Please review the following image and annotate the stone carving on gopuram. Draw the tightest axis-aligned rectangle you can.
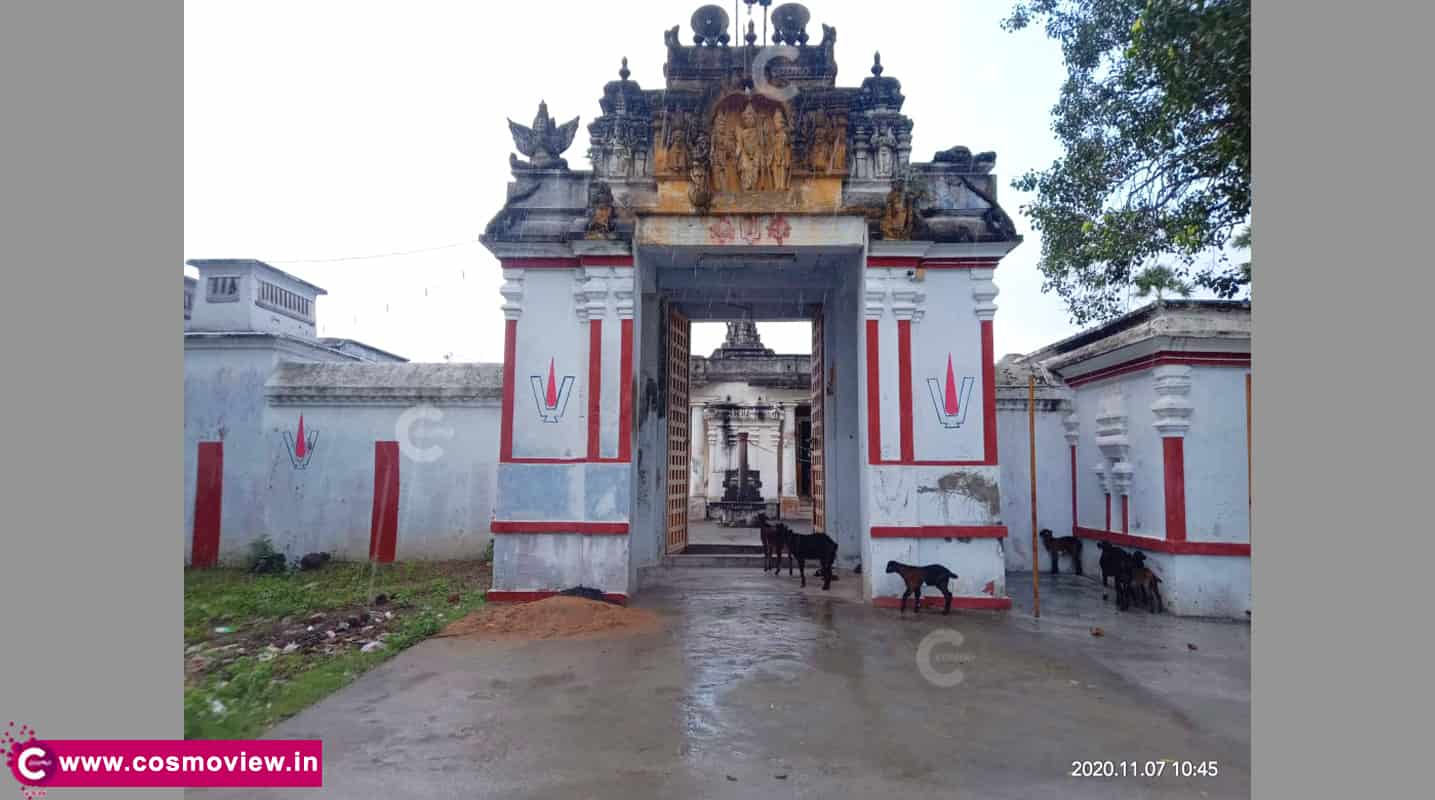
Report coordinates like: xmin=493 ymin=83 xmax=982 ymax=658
xmin=480 ymin=2 xmax=1022 ymax=250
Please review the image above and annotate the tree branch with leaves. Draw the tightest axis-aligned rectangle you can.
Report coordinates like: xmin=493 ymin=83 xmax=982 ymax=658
xmin=1005 ymin=0 xmax=1250 ymax=324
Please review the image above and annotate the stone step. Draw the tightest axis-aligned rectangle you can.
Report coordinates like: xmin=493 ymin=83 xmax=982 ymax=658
xmin=661 ymin=553 xmax=771 ymax=569
xmin=684 ymin=544 xmax=764 ymax=555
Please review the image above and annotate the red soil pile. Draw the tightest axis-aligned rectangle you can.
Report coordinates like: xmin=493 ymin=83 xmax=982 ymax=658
xmin=438 ymin=596 xmax=663 ymax=641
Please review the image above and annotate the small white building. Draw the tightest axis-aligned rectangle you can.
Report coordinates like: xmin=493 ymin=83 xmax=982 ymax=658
xmin=183 ymin=258 xmax=502 ymax=568
xmin=996 ymin=299 xmax=1252 ymax=618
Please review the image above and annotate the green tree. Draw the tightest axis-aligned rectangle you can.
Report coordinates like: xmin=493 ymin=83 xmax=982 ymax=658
xmin=1004 ymin=0 xmax=1251 ymax=324
xmin=1132 ymin=264 xmax=1193 ymax=304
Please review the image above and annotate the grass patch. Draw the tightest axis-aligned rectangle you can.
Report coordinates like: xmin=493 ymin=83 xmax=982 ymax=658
xmin=184 ymin=559 xmax=490 ymax=739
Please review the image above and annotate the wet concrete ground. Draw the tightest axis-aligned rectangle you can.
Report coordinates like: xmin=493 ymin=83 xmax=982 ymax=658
xmin=194 ymin=568 xmax=1249 ymax=799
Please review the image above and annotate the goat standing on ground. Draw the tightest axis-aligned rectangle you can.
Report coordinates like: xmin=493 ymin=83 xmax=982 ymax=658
xmin=782 ymin=525 xmax=838 ymax=590
xmin=1125 ymin=552 xmax=1164 ymax=613
xmin=755 ymin=514 xmax=786 ymax=574
xmin=885 ymin=561 xmax=959 ymax=615
xmin=1097 ymin=541 xmax=1125 ymax=587
xmin=1038 ymin=529 xmax=1083 ymax=575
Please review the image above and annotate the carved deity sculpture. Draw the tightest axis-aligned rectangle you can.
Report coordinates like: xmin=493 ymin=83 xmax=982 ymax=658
xmin=769 ymin=109 xmax=791 ymax=190
xmin=874 ymin=125 xmax=898 ymax=178
xmin=736 ymin=102 xmax=763 ymax=192
xmin=809 ymin=117 xmax=832 ymax=172
xmin=664 ymin=115 xmax=689 ymax=175
xmin=507 ymin=101 xmax=579 ymax=170
xmin=851 ymin=129 xmax=870 ymax=179
xmin=585 ymin=181 xmax=616 ymax=239
xmin=880 ymin=180 xmax=918 ymax=240
xmin=711 ymin=114 xmax=737 ymax=193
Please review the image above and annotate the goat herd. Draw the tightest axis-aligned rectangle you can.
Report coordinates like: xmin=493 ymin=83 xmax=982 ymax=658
xmin=755 ymin=513 xmax=839 ymax=591
xmin=1039 ymin=528 xmax=1165 ymax=613
xmin=754 ymin=515 xmax=1165 ymax=615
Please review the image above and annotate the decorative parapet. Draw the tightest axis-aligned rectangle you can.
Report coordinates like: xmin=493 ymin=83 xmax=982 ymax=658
xmin=1093 ymin=461 xmax=1112 ymax=495
xmin=573 ymin=267 xmax=612 ymax=321
xmin=890 ymin=281 xmax=926 ymax=322
xmin=864 ymin=272 xmax=891 ymax=319
xmin=613 ymin=276 xmax=634 ymax=320
xmin=499 ymin=269 xmax=525 ymax=320
xmin=970 ymin=267 xmax=999 ymax=321
xmin=1095 ymin=392 xmax=1133 ymax=497
xmin=1151 ymin=364 xmax=1194 ymax=438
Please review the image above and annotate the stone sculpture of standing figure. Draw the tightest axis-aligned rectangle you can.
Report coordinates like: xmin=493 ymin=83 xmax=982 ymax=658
xmin=769 ymin=109 xmax=791 ymax=190
xmin=736 ymin=102 xmax=763 ymax=192
xmin=875 ymin=125 xmax=897 ymax=177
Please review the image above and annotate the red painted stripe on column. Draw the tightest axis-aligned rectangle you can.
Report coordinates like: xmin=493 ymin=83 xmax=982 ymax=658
xmin=369 ymin=441 xmax=400 ymax=563
xmin=1121 ymin=495 xmax=1129 ymax=533
xmin=1105 ymin=494 xmax=1111 ymax=531
xmin=191 ymin=442 xmax=223 ymax=568
xmin=499 ymin=319 xmax=517 ymax=461
xmin=1163 ymin=437 xmax=1187 ymax=542
xmin=1069 ymin=445 xmax=1078 ymax=536
xmin=897 ymin=319 xmax=914 ymax=462
xmin=619 ymin=318 xmax=633 ymax=462
xmin=587 ymin=319 xmax=603 ymax=461
xmin=865 ymin=319 xmax=882 ymax=463
xmin=981 ymin=320 xmax=997 ymax=462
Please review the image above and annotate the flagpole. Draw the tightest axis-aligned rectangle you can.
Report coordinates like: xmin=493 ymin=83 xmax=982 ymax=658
xmin=1030 ymin=374 xmax=1040 ymax=618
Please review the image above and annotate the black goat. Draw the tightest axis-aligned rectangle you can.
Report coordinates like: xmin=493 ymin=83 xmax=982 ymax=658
xmin=885 ymin=561 xmax=959 ymax=615
xmin=299 ymin=552 xmax=332 ymax=571
xmin=755 ymin=514 xmax=786 ymax=574
xmin=249 ymin=553 xmax=286 ymax=574
xmin=1038 ymin=528 xmax=1083 ymax=575
xmin=781 ymin=526 xmax=838 ymax=590
xmin=1096 ymin=541 xmax=1126 ymax=587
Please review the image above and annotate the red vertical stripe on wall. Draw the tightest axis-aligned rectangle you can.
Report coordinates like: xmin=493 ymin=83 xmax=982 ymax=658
xmin=897 ymin=319 xmax=914 ymax=462
xmin=1121 ymin=495 xmax=1129 ymax=533
xmin=587 ymin=319 xmax=603 ymax=460
xmin=369 ymin=441 xmax=400 ymax=563
xmin=981 ymin=320 xmax=997 ymax=462
xmin=619 ymin=318 xmax=633 ymax=462
xmin=1105 ymin=494 xmax=1111 ymax=531
xmin=865 ymin=319 xmax=882 ymax=463
xmin=1069 ymin=445 xmax=1077 ymax=535
xmin=191 ymin=442 xmax=223 ymax=568
xmin=1163 ymin=437 xmax=1187 ymax=542
xmin=500 ymin=319 xmax=517 ymax=461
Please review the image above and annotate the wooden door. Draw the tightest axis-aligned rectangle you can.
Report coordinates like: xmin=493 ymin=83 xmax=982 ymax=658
xmin=666 ymin=308 xmax=691 ymax=554
xmin=810 ymin=307 xmax=826 ymax=532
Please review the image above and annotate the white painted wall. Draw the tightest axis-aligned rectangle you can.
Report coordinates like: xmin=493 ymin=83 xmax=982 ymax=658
xmin=183 ymin=344 xmax=285 ymax=563
xmin=997 ymin=403 xmax=1076 ymax=571
xmin=263 ymin=402 xmax=499 ymax=562
xmin=184 ymin=335 xmax=502 ymax=566
xmin=1183 ymin=365 xmax=1251 ymax=543
xmin=871 ymin=538 xmax=1006 ymax=602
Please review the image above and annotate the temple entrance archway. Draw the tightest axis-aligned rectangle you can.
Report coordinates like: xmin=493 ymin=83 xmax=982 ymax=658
xmin=629 ymin=216 xmax=867 ymax=571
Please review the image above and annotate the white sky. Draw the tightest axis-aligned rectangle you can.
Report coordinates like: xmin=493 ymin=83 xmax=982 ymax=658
xmin=184 ymin=1 xmax=1102 ymax=363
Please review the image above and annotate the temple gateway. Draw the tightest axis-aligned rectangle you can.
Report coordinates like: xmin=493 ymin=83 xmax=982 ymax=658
xmin=483 ymin=2 xmax=1024 ymax=607
xmin=184 ymin=2 xmax=1251 ymax=617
